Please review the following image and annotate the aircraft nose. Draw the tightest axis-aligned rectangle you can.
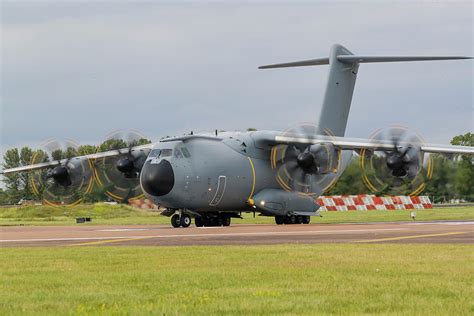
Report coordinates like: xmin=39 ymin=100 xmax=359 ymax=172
xmin=141 ymin=160 xmax=175 ymax=196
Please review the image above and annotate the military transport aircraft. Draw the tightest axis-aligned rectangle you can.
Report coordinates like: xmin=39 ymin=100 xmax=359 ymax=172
xmin=2 ymin=44 xmax=473 ymax=227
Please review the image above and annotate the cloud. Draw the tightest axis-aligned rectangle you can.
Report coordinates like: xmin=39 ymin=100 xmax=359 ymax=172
xmin=1 ymin=0 xmax=472 ymax=159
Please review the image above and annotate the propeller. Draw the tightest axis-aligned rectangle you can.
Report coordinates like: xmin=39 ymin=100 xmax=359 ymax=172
xmin=94 ymin=129 xmax=150 ymax=202
xmin=380 ymin=128 xmax=421 ymax=178
xmin=359 ymin=126 xmax=432 ymax=195
xmin=30 ymin=139 xmax=94 ymax=206
xmin=271 ymin=124 xmax=340 ymax=196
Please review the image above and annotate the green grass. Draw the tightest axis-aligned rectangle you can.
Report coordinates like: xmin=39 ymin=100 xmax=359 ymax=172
xmin=0 ymin=204 xmax=473 ymax=226
xmin=0 ymin=245 xmax=472 ymax=315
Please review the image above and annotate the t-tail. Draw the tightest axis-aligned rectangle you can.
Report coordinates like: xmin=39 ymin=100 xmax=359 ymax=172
xmin=259 ymin=44 xmax=473 ymax=137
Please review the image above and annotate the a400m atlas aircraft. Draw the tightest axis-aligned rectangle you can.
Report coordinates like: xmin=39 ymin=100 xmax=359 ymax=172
xmin=2 ymin=44 xmax=473 ymax=228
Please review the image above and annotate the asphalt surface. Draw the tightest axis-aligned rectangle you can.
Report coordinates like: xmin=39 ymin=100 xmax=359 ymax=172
xmin=1 ymin=221 xmax=473 ymax=247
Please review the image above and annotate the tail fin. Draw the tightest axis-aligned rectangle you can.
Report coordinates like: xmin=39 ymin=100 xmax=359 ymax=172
xmin=259 ymin=44 xmax=472 ymax=137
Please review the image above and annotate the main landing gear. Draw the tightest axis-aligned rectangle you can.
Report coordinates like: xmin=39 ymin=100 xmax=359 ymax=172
xmin=171 ymin=214 xmax=192 ymax=228
xmin=195 ymin=214 xmax=231 ymax=227
xmin=275 ymin=215 xmax=311 ymax=225
xmin=170 ymin=213 xmax=232 ymax=228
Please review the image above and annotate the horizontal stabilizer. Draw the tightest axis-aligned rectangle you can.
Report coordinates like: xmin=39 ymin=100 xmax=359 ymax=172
xmin=258 ymin=58 xmax=329 ymax=69
xmin=337 ymin=55 xmax=473 ymax=64
xmin=259 ymin=54 xmax=472 ymax=69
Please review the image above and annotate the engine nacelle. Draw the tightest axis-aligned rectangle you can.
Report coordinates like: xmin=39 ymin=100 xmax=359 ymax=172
xmin=49 ymin=165 xmax=72 ymax=187
xmin=252 ymin=188 xmax=320 ymax=216
xmin=309 ymin=143 xmax=339 ymax=174
xmin=115 ymin=150 xmax=148 ymax=178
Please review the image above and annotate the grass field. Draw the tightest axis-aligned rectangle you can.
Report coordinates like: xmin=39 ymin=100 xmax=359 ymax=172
xmin=1 ymin=244 xmax=472 ymax=315
xmin=0 ymin=203 xmax=473 ymax=226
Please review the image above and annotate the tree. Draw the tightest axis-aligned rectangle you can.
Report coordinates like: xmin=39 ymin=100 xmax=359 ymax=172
xmin=1 ymin=147 xmax=46 ymax=203
xmin=326 ymin=158 xmax=366 ymax=195
xmin=98 ymin=139 xmax=128 ymax=152
xmin=424 ymin=156 xmax=456 ymax=203
xmin=450 ymin=132 xmax=473 ymax=147
xmin=2 ymin=148 xmax=22 ymax=203
xmin=77 ymin=145 xmax=97 ymax=156
xmin=0 ymin=188 xmax=9 ymax=205
xmin=450 ymin=132 xmax=474 ymax=201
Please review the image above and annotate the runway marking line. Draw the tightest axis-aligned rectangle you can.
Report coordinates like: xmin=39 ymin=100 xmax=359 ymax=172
xmin=0 ymin=228 xmax=406 ymax=244
xmin=70 ymin=236 xmax=155 ymax=246
xmin=354 ymin=231 xmax=470 ymax=243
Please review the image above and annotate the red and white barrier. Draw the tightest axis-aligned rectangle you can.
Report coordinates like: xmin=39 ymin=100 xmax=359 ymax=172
xmin=129 ymin=195 xmax=433 ymax=211
xmin=316 ymin=195 xmax=432 ymax=211
xmin=128 ymin=198 xmax=158 ymax=210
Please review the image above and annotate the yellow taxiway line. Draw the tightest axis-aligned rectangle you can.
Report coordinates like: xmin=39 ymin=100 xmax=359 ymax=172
xmin=70 ymin=236 xmax=155 ymax=246
xmin=355 ymin=231 xmax=470 ymax=243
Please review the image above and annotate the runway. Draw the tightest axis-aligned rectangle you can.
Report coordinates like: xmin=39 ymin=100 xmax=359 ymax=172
xmin=1 ymin=221 xmax=473 ymax=247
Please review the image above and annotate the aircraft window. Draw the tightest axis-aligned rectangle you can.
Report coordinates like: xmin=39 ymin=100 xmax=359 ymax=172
xmin=181 ymin=147 xmax=191 ymax=158
xmin=149 ymin=149 xmax=161 ymax=158
xmin=175 ymin=149 xmax=183 ymax=159
xmin=160 ymin=149 xmax=173 ymax=157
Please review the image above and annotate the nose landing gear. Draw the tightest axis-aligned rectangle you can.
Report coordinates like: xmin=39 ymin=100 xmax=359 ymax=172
xmin=171 ymin=214 xmax=191 ymax=228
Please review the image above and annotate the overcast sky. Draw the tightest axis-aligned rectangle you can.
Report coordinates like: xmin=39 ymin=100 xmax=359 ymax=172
xmin=1 ymin=1 xmax=473 ymax=158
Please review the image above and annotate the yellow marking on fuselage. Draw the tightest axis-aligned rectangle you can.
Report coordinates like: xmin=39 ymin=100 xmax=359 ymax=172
xmin=354 ymin=231 xmax=469 ymax=243
xmin=247 ymin=157 xmax=256 ymax=199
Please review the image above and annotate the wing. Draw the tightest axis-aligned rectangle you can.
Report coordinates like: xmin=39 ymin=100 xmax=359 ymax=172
xmin=273 ymin=135 xmax=474 ymax=155
xmin=1 ymin=143 xmax=154 ymax=174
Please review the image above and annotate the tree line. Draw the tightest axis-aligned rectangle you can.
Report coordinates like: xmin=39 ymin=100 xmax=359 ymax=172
xmin=0 ymin=133 xmax=472 ymax=205
xmin=0 ymin=138 xmax=151 ymax=204
xmin=327 ymin=133 xmax=473 ymax=202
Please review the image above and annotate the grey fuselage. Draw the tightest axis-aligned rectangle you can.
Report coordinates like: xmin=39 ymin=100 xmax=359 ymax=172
xmin=140 ymin=131 xmax=351 ymax=214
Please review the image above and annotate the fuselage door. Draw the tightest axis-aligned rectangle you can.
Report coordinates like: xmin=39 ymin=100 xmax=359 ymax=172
xmin=209 ymin=176 xmax=226 ymax=206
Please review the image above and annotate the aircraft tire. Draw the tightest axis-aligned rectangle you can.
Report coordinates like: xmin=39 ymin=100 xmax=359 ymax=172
xmin=283 ymin=216 xmax=291 ymax=224
xmin=289 ymin=215 xmax=297 ymax=224
xmin=195 ymin=217 xmax=204 ymax=227
xmin=275 ymin=216 xmax=284 ymax=225
xmin=180 ymin=214 xmax=191 ymax=228
xmin=302 ymin=216 xmax=311 ymax=224
xmin=203 ymin=217 xmax=213 ymax=227
xmin=171 ymin=214 xmax=181 ymax=228
xmin=222 ymin=217 xmax=231 ymax=226
xmin=296 ymin=216 xmax=303 ymax=224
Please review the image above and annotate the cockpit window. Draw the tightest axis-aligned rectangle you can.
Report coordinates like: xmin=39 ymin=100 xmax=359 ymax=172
xmin=160 ymin=149 xmax=173 ymax=157
xmin=149 ymin=149 xmax=161 ymax=158
xmin=174 ymin=149 xmax=183 ymax=159
xmin=181 ymin=147 xmax=191 ymax=158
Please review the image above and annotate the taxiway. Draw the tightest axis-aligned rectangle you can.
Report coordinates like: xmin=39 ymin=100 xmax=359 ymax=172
xmin=1 ymin=221 xmax=472 ymax=247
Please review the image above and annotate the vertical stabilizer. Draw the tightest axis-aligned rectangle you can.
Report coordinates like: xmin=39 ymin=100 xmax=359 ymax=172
xmin=258 ymin=44 xmax=472 ymax=137
xmin=316 ymin=44 xmax=358 ymax=136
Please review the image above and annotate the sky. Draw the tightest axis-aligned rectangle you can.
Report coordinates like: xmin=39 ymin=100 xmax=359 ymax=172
xmin=1 ymin=0 xmax=473 ymax=160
